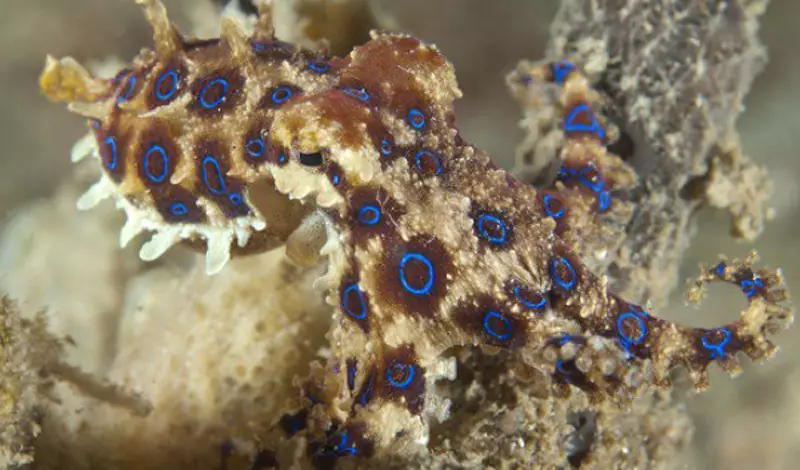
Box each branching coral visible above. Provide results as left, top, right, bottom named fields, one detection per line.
left=508, top=0, right=776, bottom=305
left=0, top=295, right=152, bottom=468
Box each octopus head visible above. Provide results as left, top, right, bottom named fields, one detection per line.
left=266, top=90, right=386, bottom=210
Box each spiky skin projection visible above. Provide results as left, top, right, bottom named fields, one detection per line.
left=40, top=1, right=793, bottom=467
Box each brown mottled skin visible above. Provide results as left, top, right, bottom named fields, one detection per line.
left=40, top=1, right=792, bottom=467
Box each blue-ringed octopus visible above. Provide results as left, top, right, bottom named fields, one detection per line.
left=39, top=1, right=793, bottom=468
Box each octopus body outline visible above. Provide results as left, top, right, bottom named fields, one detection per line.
left=39, top=0, right=793, bottom=467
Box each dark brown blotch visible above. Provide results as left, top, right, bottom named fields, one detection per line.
left=536, top=189, right=569, bottom=233
left=547, top=245, right=583, bottom=300
left=336, top=78, right=381, bottom=106
left=407, top=146, right=446, bottom=176
left=146, top=61, right=187, bottom=109
left=259, top=83, right=303, bottom=110
left=338, top=274, right=370, bottom=333
left=189, top=68, right=245, bottom=117
left=378, top=345, right=426, bottom=414
left=310, top=421, right=375, bottom=469
left=113, top=67, right=148, bottom=106
left=91, top=119, right=128, bottom=183
left=454, top=296, right=527, bottom=349
left=507, top=280, right=549, bottom=312
left=347, top=187, right=404, bottom=246
left=194, top=138, right=251, bottom=218
left=352, top=366, right=376, bottom=411
left=374, top=235, right=453, bottom=319
left=563, top=101, right=607, bottom=143
left=152, top=185, right=207, bottom=224
left=242, top=117, right=273, bottom=166
left=135, top=120, right=180, bottom=193
left=691, top=324, right=742, bottom=365
left=250, top=38, right=297, bottom=62
left=470, top=204, right=513, bottom=249
left=604, top=297, right=661, bottom=360
left=325, top=161, right=347, bottom=190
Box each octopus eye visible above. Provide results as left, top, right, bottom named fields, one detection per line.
left=299, top=152, right=323, bottom=167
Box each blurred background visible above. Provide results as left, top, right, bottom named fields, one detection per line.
left=1, top=0, right=798, bottom=468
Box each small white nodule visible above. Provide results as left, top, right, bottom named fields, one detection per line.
left=205, top=230, right=233, bottom=275
left=139, top=230, right=178, bottom=261
left=70, top=132, right=96, bottom=163
left=76, top=178, right=112, bottom=211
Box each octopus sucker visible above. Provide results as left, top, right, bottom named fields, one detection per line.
left=40, top=1, right=793, bottom=468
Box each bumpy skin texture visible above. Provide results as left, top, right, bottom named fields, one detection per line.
left=40, top=1, right=793, bottom=467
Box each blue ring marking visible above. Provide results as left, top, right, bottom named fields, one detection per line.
left=330, top=173, right=341, bottom=186
left=564, top=103, right=606, bottom=141
left=386, top=362, right=415, bottom=389
left=245, top=138, right=265, bottom=158
left=701, top=328, right=732, bottom=359
left=357, top=204, right=381, bottom=226
left=414, top=149, right=443, bottom=174
left=542, top=194, right=565, bottom=219
left=320, top=431, right=357, bottom=457
left=335, top=432, right=357, bottom=456
left=358, top=374, right=374, bottom=406
left=103, top=136, right=118, bottom=170
left=117, top=75, right=136, bottom=103
left=549, top=256, right=577, bottom=291
left=740, top=277, right=765, bottom=298
left=597, top=191, right=611, bottom=212
left=555, top=359, right=571, bottom=378
left=143, top=145, right=169, bottom=183
left=199, top=77, right=229, bottom=109
left=342, top=284, right=367, bottom=320
left=556, top=333, right=573, bottom=346
left=201, top=155, right=227, bottom=195
left=476, top=213, right=508, bottom=245
left=399, top=252, right=435, bottom=295
left=714, top=262, right=726, bottom=278
left=553, top=60, right=575, bottom=84
left=380, top=139, right=393, bottom=156
left=228, top=192, right=243, bottom=206
left=557, top=165, right=577, bottom=181
left=342, top=87, right=370, bottom=102
left=579, top=166, right=604, bottom=192
left=483, top=311, right=512, bottom=341
left=407, top=108, right=426, bottom=130
left=616, top=312, right=647, bottom=354
left=307, top=61, right=330, bottom=73
left=513, top=285, right=547, bottom=309
left=155, top=69, right=179, bottom=101
left=271, top=86, right=293, bottom=104
left=170, top=202, right=188, bottom=217
left=278, top=153, right=287, bottom=164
